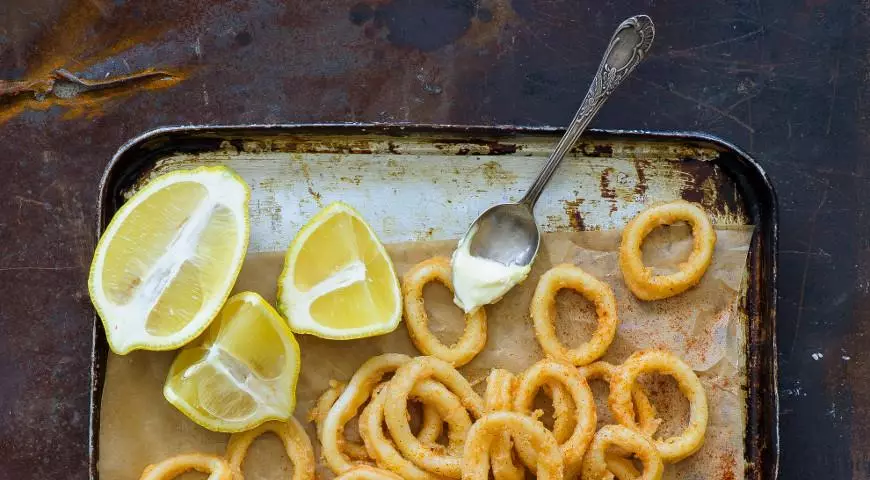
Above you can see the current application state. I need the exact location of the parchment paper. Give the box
[98,226,752,480]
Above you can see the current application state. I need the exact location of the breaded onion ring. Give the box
[403,257,487,366]
[462,412,563,480]
[360,382,468,480]
[581,425,663,480]
[312,379,443,461]
[618,200,716,300]
[225,419,315,480]
[531,264,619,366]
[139,453,233,480]
[335,465,407,480]
[483,369,524,480]
[513,360,596,475]
[609,350,709,462]
[322,354,418,474]
[384,356,485,478]
[577,361,661,437]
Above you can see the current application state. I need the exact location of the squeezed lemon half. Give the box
[164,291,301,432]
[277,202,402,339]
[88,166,250,354]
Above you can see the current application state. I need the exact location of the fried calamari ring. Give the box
[334,465,406,480]
[618,200,716,300]
[605,454,642,480]
[360,381,469,480]
[311,380,370,461]
[462,412,563,480]
[403,257,487,366]
[483,369,524,480]
[609,350,708,462]
[581,425,663,480]
[385,356,486,478]
[531,264,619,366]
[225,418,315,480]
[513,360,596,476]
[322,354,420,474]
[139,453,232,480]
[312,379,443,462]
[578,361,661,437]
[545,383,578,443]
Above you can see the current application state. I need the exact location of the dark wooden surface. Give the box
[1,0,868,478]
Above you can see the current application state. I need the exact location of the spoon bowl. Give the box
[467,203,539,267]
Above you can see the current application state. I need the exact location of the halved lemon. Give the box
[88,166,250,354]
[164,291,301,432]
[277,202,402,339]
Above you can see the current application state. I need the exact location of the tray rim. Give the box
[90,123,779,480]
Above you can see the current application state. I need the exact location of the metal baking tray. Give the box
[90,124,779,479]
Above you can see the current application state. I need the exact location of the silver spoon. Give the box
[452,15,655,305]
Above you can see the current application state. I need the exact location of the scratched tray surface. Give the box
[94,125,778,479]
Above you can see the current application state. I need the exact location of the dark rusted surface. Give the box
[1,0,869,478]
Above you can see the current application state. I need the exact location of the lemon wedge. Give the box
[88,166,250,354]
[277,202,402,339]
[163,291,301,432]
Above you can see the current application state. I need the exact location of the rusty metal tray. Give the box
[90,124,779,479]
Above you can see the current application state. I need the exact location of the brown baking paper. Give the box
[99,225,752,480]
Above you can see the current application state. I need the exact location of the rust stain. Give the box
[272,137,376,154]
[433,139,519,155]
[714,449,738,480]
[0,0,194,124]
[0,69,183,124]
[415,227,437,241]
[299,160,312,183]
[562,199,586,231]
[678,158,715,204]
[599,167,618,214]
[634,159,651,197]
[340,175,363,185]
[386,158,407,178]
[481,160,518,186]
[307,187,323,206]
[577,142,614,157]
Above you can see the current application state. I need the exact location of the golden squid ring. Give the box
[403,257,487,367]
[461,412,564,480]
[531,264,619,366]
[618,200,716,300]
[312,379,443,462]
[577,361,661,437]
[360,381,470,480]
[321,354,420,474]
[311,380,371,461]
[482,369,524,480]
[512,360,597,476]
[581,425,664,480]
[334,465,407,480]
[225,419,315,480]
[384,356,485,478]
[605,454,643,480]
[139,453,233,480]
[608,350,709,462]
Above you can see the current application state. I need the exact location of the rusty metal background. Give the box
[5,0,867,478]
[93,124,778,479]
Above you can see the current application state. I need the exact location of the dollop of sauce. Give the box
[451,233,531,313]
